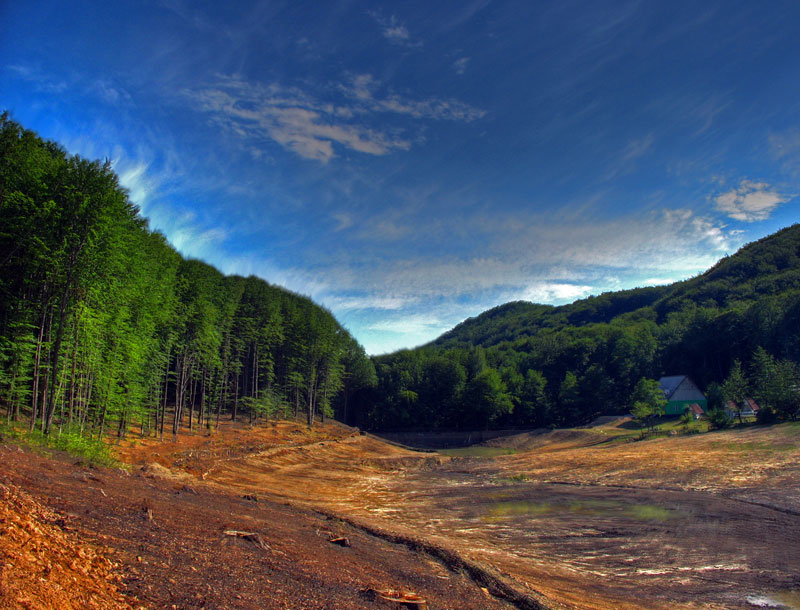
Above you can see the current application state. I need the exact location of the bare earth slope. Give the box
[2,419,799,610]
[0,435,515,610]
[199,421,800,610]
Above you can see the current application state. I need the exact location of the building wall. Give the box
[669,377,706,402]
[666,398,708,416]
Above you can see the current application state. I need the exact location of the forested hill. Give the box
[433,225,800,351]
[352,225,800,432]
[0,114,376,440]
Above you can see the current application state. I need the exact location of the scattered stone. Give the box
[328,536,351,547]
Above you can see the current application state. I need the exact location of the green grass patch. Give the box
[626,504,675,521]
[439,446,516,458]
[483,500,555,522]
[483,498,681,522]
[0,423,118,467]
[710,440,797,453]
[494,473,529,484]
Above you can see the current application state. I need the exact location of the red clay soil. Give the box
[0,442,516,610]
[0,475,139,610]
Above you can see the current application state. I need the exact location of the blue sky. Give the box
[2,1,799,354]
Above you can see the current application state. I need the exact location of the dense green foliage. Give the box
[3,115,797,438]
[0,114,374,440]
[354,226,800,430]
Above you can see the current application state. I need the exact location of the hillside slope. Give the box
[359,225,800,431]
[433,224,800,350]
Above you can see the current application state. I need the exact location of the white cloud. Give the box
[621,133,654,162]
[714,180,790,222]
[769,129,800,174]
[91,80,132,105]
[340,74,486,122]
[370,13,421,47]
[522,283,593,303]
[368,314,446,336]
[332,206,742,353]
[453,57,470,75]
[187,74,482,162]
[326,294,416,311]
[603,133,654,180]
[7,64,68,93]
[383,19,409,42]
[332,212,353,231]
[116,160,154,208]
[311,206,738,317]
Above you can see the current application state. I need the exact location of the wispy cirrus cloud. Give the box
[317,206,736,307]
[369,12,421,47]
[368,314,447,336]
[342,73,486,122]
[327,294,417,311]
[8,64,133,107]
[331,212,354,232]
[714,180,791,222]
[186,74,483,162]
[603,133,655,180]
[313,205,741,353]
[453,57,470,75]
[769,128,800,175]
[6,64,69,93]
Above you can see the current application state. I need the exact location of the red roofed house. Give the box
[689,403,705,420]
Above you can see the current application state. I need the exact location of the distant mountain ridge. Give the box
[432,224,800,350]
[348,223,800,431]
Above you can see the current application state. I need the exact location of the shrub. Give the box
[706,407,732,430]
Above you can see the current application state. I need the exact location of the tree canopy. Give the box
[0,114,373,439]
[354,225,800,431]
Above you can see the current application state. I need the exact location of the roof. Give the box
[690,403,705,415]
[658,375,688,398]
[745,398,760,411]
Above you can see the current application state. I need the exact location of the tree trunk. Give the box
[44,270,75,435]
[321,375,328,425]
[200,368,207,429]
[232,373,239,422]
[159,357,169,440]
[67,328,78,431]
[306,366,315,429]
[30,306,48,432]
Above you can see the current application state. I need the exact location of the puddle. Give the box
[483,499,680,522]
[746,592,800,609]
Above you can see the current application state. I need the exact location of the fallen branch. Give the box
[362,588,427,609]
[223,530,270,551]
